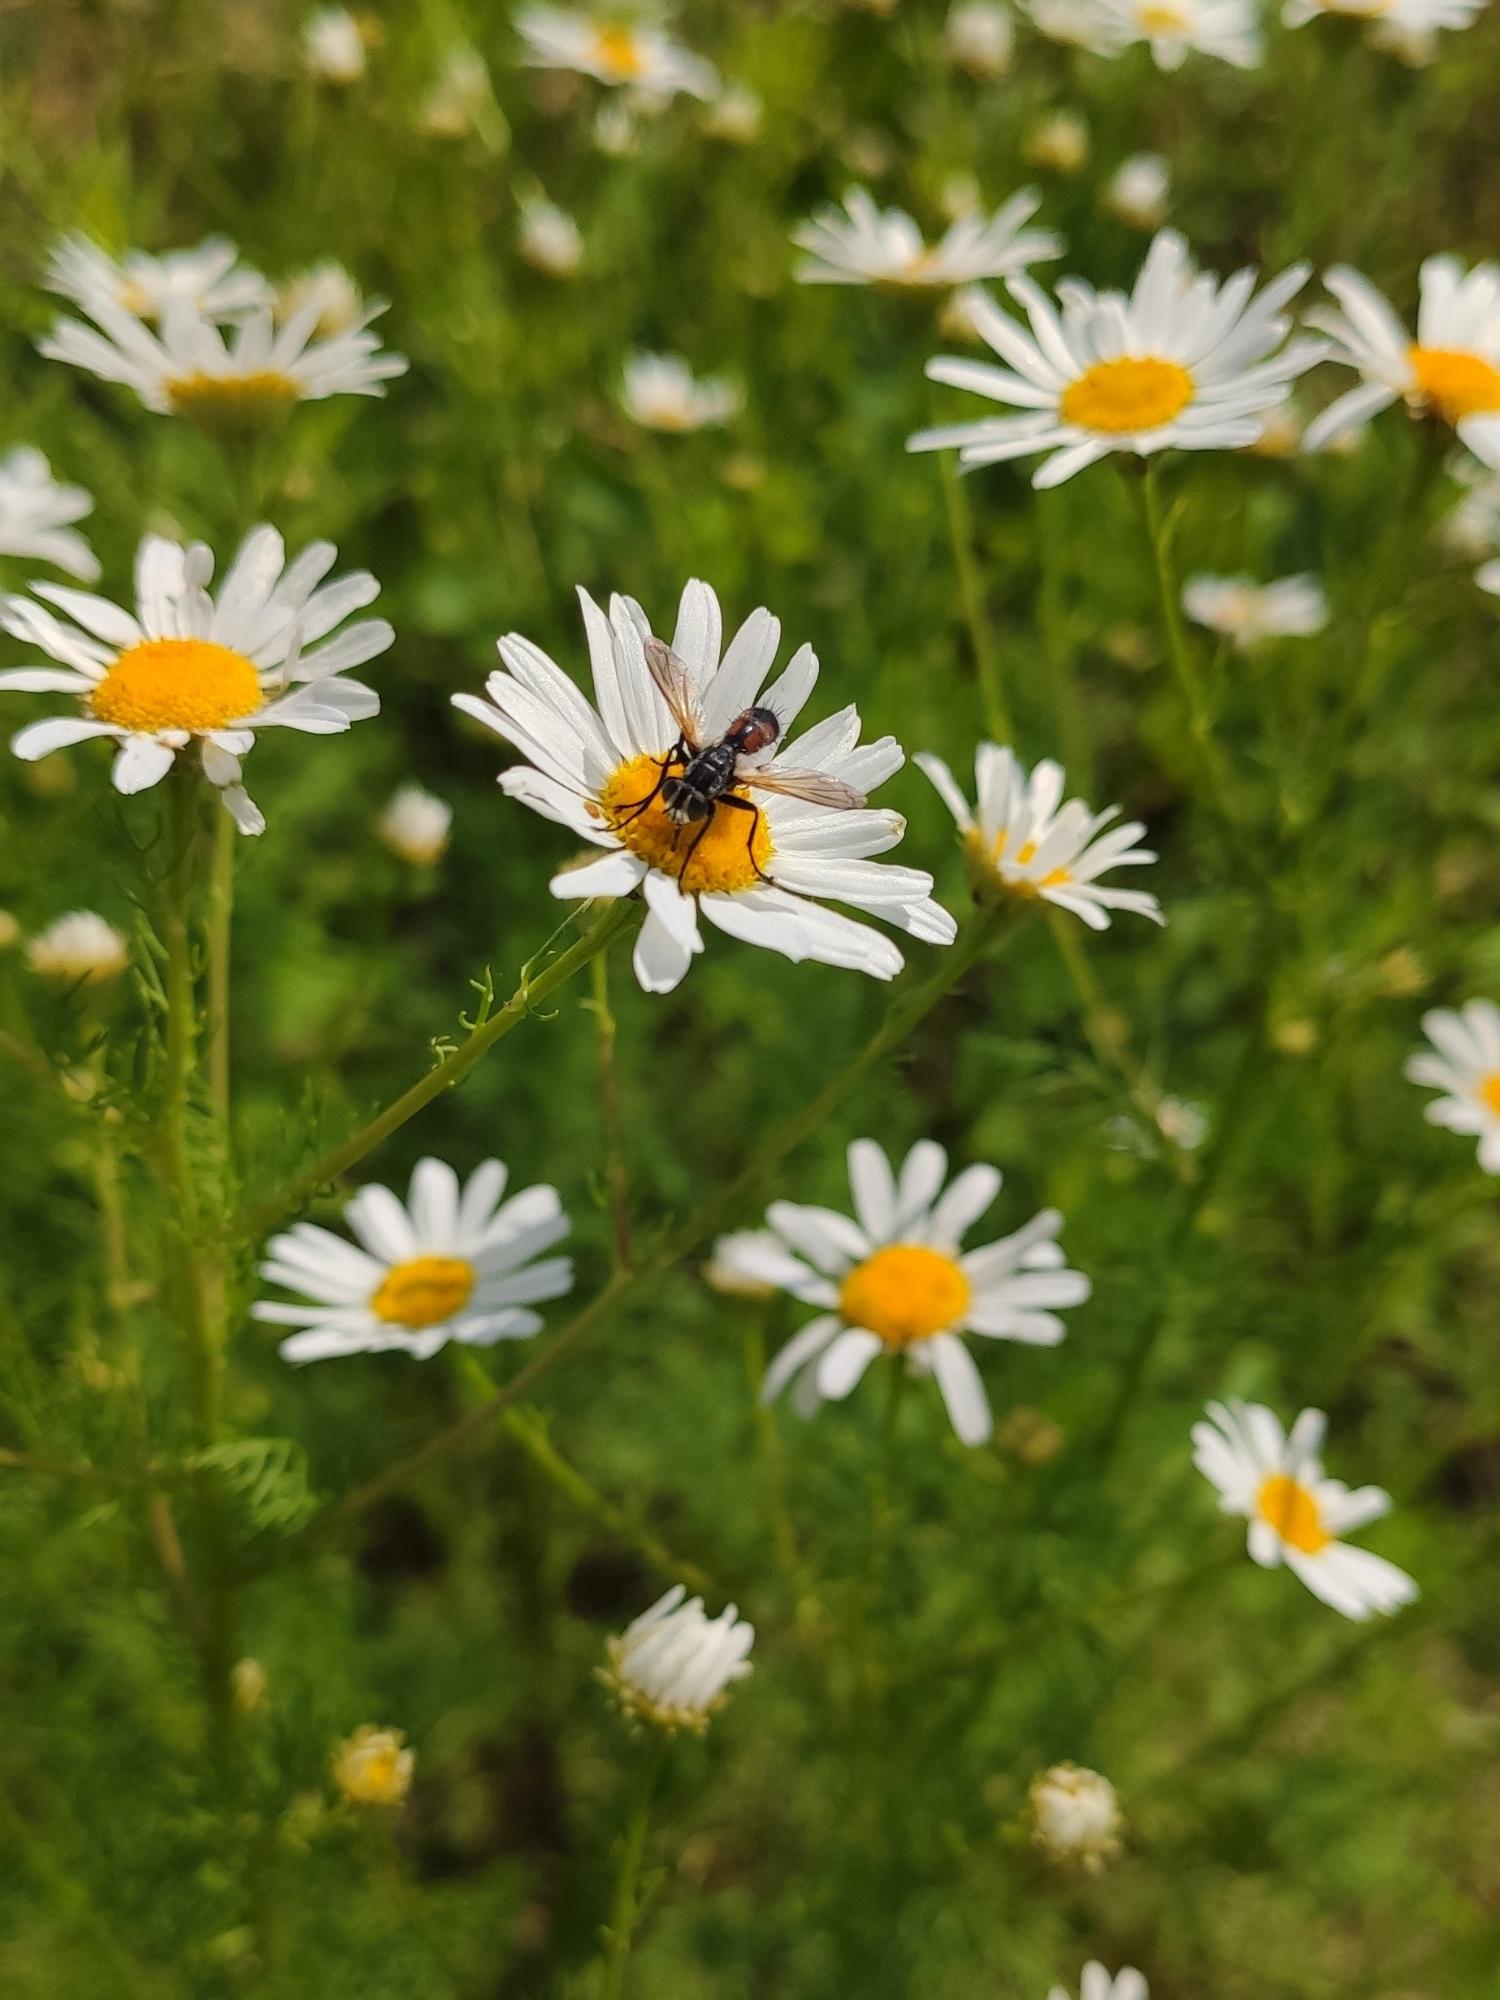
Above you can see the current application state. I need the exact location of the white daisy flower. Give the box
[377,783,452,864]
[38,293,407,431]
[1405,999,1500,1170]
[519,197,584,276]
[793,187,1059,292]
[1089,0,1261,65]
[704,1229,782,1299]
[1181,574,1329,649]
[730,1138,1091,1447]
[620,353,739,431]
[910,230,1322,487]
[600,1585,754,1735]
[303,6,367,83]
[43,233,270,324]
[515,6,718,98]
[1029,1765,1123,1872]
[1103,154,1171,230]
[452,579,955,995]
[1025,0,1115,46]
[1,525,390,836]
[1439,460,1500,558]
[254,1156,573,1363]
[1192,1400,1418,1620]
[1304,256,1500,468]
[944,1,1016,74]
[1283,0,1484,42]
[917,744,1164,931]
[1477,559,1500,594]
[331,1726,414,1807]
[273,261,366,339]
[1049,1966,1150,2000]
[0,448,99,583]
[25,910,129,986]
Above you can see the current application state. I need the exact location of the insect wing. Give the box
[743,766,867,810]
[642,637,704,748]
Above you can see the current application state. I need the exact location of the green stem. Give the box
[244,898,640,1240]
[588,946,634,1269]
[939,452,1012,743]
[306,902,1022,1535]
[205,805,235,1128]
[600,1738,666,2000]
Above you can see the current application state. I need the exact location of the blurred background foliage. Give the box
[2,1,1500,1995]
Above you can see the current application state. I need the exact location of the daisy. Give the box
[514,5,718,98]
[273,262,366,339]
[376,783,452,864]
[254,1156,572,1362]
[1049,1967,1150,2000]
[1103,154,1170,230]
[600,1585,754,1734]
[43,233,270,324]
[703,82,763,142]
[728,1138,1091,1447]
[620,353,740,431]
[1089,0,1261,65]
[1304,257,1500,467]
[0,447,99,582]
[25,911,129,986]
[945,2,1016,74]
[1181,573,1329,649]
[331,1726,414,1807]
[909,230,1322,488]
[38,294,407,430]
[1025,0,1116,46]
[1405,999,1500,1170]
[1478,559,1500,594]
[1023,109,1090,175]
[1283,0,1485,43]
[917,744,1164,930]
[1192,1400,1418,1620]
[452,579,954,994]
[1,525,390,835]
[793,187,1059,292]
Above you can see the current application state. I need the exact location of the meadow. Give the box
[2,1,1499,1995]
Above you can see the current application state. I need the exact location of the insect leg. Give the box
[716,793,771,884]
[678,808,715,892]
[612,739,688,823]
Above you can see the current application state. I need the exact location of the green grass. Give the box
[2,2,1500,1994]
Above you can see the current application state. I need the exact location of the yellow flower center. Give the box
[1255,1473,1332,1555]
[369,1255,475,1329]
[594,26,644,75]
[90,638,263,734]
[1060,356,1195,435]
[839,1243,971,1348]
[165,369,301,432]
[962,830,1071,893]
[1480,1072,1500,1115]
[1137,0,1190,28]
[600,752,774,894]
[1407,346,1500,424]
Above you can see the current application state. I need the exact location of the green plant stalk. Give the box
[244,897,641,1239]
[939,451,1013,743]
[600,1735,667,2000]
[312,899,1022,1532]
[205,805,235,1127]
[589,946,634,1269]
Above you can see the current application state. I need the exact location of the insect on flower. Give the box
[621,635,866,894]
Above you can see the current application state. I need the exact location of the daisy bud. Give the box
[274,262,365,339]
[600,1586,754,1735]
[518,199,584,277]
[0,910,19,950]
[1024,111,1089,176]
[302,7,367,85]
[704,83,763,143]
[377,784,453,865]
[1103,154,1170,230]
[26,912,129,987]
[945,1,1015,75]
[232,1658,269,1716]
[331,1724,414,1807]
[1029,1762,1123,1871]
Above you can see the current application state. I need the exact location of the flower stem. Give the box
[588,946,634,1269]
[243,897,641,1240]
[309,902,1020,1535]
[205,804,235,1127]
[939,451,1013,743]
[600,1736,666,2000]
